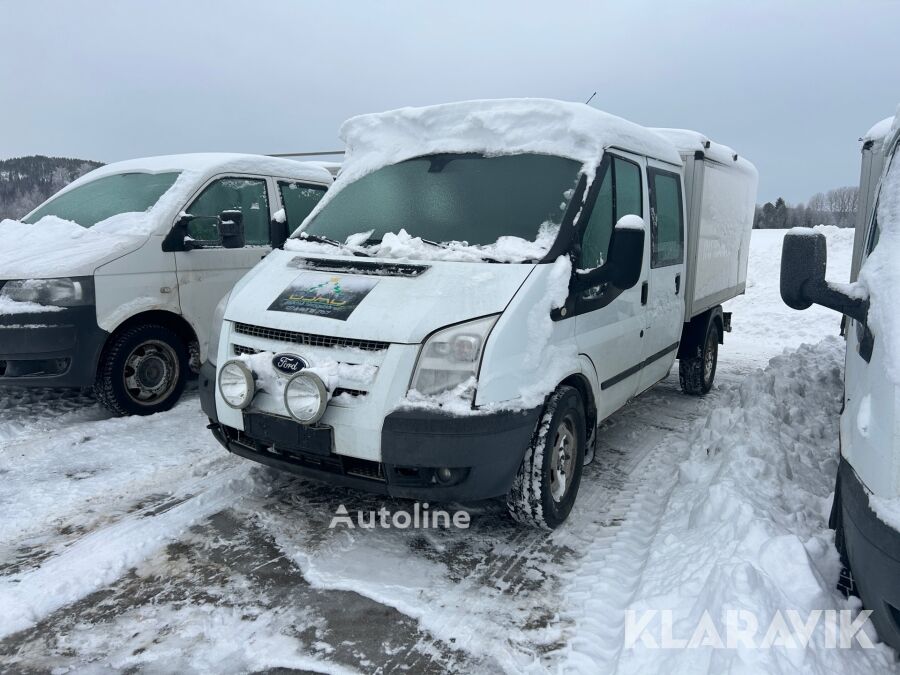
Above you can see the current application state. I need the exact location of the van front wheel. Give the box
[94,324,189,416]
[506,385,586,530]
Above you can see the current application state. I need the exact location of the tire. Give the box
[679,321,719,396]
[506,385,586,529]
[93,324,189,416]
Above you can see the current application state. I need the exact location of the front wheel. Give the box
[94,324,189,416]
[679,321,719,395]
[506,385,586,529]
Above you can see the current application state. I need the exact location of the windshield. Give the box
[299,153,580,250]
[23,171,181,227]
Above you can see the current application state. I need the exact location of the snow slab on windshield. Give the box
[857,106,900,384]
[293,99,683,254]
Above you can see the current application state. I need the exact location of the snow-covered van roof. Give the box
[339,98,684,175]
[863,117,896,144]
[652,128,757,177]
[66,152,333,191]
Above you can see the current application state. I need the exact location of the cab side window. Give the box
[185,177,270,246]
[648,169,684,267]
[580,156,643,270]
[278,181,327,232]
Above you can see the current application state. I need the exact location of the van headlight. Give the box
[0,277,94,307]
[409,315,499,397]
[284,371,328,424]
[207,291,231,366]
[218,359,255,409]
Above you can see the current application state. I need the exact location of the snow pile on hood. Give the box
[0,216,143,279]
[857,110,900,383]
[565,338,897,672]
[285,223,560,263]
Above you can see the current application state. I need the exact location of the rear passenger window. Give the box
[278,181,327,232]
[649,170,684,267]
[579,156,643,270]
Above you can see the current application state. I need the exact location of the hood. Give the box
[0,216,147,280]
[225,249,535,344]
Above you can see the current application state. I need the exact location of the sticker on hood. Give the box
[268,271,377,320]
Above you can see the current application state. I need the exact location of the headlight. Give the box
[0,277,94,307]
[207,291,231,366]
[284,371,328,424]
[218,359,255,409]
[409,315,499,397]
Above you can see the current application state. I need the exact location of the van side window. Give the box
[580,165,613,269]
[185,177,270,246]
[278,181,327,232]
[649,170,684,267]
[579,156,643,270]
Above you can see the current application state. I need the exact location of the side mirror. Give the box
[270,209,289,249]
[219,210,245,249]
[780,231,868,323]
[161,214,200,252]
[574,216,645,291]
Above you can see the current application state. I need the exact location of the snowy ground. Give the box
[1,228,898,673]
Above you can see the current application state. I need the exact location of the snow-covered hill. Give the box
[0,228,897,673]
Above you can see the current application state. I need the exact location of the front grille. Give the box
[233,344,260,356]
[234,323,389,352]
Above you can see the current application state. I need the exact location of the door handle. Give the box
[641,281,648,305]
[675,273,681,295]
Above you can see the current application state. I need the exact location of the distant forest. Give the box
[754,186,859,229]
[0,155,103,220]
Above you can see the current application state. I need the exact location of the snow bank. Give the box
[0,216,143,279]
[857,125,900,383]
[562,338,897,672]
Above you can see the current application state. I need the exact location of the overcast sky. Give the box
[2,0,899,203]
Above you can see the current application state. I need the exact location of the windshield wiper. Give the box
[366,235,506,263]
[298,232,372,257]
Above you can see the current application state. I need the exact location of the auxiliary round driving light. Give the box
[218,359,255,409]
[283,371,328,424]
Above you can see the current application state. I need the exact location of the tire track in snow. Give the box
[550,379,726,671]
[0,463,255,639]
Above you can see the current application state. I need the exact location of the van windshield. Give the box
[23,171,181,228]
[299,153,580,255]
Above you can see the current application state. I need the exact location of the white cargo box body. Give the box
[653,129,759,319]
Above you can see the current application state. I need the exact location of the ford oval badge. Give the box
[272,353,307,374]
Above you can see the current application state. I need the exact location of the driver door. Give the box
[173,174,274,360]
[574,152,649,420]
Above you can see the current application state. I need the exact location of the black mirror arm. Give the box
[807,280,869,325]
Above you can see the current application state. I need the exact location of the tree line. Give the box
[754,186,859,229]
[0,155,103,220]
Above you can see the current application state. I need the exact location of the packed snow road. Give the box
[1,228,898,673]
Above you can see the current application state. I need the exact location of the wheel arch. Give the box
[558,372,597,440]
[677,305,724,360]
[98,310,198,374]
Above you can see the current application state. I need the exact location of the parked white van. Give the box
[0,154,333,415]
[202,100,757,528]
[781,111,900,650]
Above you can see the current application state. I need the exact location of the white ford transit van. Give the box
[781,111,900,650]
[203,100,757,528]
[0,154,332,415]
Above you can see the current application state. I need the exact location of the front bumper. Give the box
[202,364,539,501]
[0,305,107,388]
[834,457,900,651]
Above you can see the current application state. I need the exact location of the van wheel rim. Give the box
[549,414,577,502]
[704,333,716,382]
[123,340,179,405]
